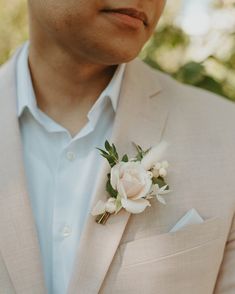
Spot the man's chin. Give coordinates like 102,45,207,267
96,47,142,65
66,39,143,65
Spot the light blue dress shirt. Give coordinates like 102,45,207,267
16,42,126,294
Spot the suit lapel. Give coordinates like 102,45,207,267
0,51,47,293
67,59,170,294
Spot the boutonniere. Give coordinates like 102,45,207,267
91,140,171,225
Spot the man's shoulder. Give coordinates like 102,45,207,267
133,58,235,126
0,46,21,87
0,56,14,79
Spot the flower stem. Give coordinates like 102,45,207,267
96,212,111,225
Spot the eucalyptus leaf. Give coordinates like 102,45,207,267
96,147,109,156
106,177,118,198
132,142,144,161
112,143,119,160
96,142,119,167
132,142,151,161
105,140,112,153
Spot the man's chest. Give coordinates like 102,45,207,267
99,138,234,294
19,107,115,293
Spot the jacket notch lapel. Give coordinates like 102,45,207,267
0,51,47,293
67,59,169,294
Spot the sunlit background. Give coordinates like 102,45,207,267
0,0,235,100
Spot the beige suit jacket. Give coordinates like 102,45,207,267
0,48,235,294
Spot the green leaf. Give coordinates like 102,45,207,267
135,144,143,154
121,154,129,162
132,142,144,161
143,147,151,157
96,142,119,167
105,140,112,153
106,175,118,198
152,176,169,189
115,194,123,214
96,149,115,166
132,142,151,161
174,62,205,85
112,143,119,160
197,76,225,97
96,148,109,157
104,156,116,168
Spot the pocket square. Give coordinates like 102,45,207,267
169,208,204,232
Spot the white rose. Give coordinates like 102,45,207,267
110,161,152,214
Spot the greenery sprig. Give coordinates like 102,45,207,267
97,140,129,167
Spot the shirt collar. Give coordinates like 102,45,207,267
16,41,126,120
17,41,38,118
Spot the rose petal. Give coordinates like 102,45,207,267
110,163,121,190
121,198,151,214
91,200,106,216
111,161,154,201
131,176,152,200
122,178,143,197
117,180,128,199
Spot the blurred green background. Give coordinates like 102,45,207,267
0,0,235,101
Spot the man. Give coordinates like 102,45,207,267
0,0,234,293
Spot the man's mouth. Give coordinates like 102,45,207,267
101,8,148,27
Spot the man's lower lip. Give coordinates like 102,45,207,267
103,11,144,29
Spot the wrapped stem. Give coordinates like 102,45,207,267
96,212,111,225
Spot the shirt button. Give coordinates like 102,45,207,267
66,151,76,161
61,225,72,238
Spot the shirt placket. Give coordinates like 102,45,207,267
52,137,76,294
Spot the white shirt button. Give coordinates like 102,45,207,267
66,151,76,161
61,225,72,237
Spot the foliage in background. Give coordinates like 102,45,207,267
0,0,28,64
141,0,235,101
0,0,234,101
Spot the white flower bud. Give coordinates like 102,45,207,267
147,171,153,179
152,168,160,178
155,162,162,170
105,198,116,214
159,168,167,177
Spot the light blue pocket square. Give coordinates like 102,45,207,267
169,208,204,232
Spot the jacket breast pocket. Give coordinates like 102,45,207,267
104,217,226,294
119,216,224,268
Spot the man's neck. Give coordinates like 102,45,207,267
28,42,117,136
